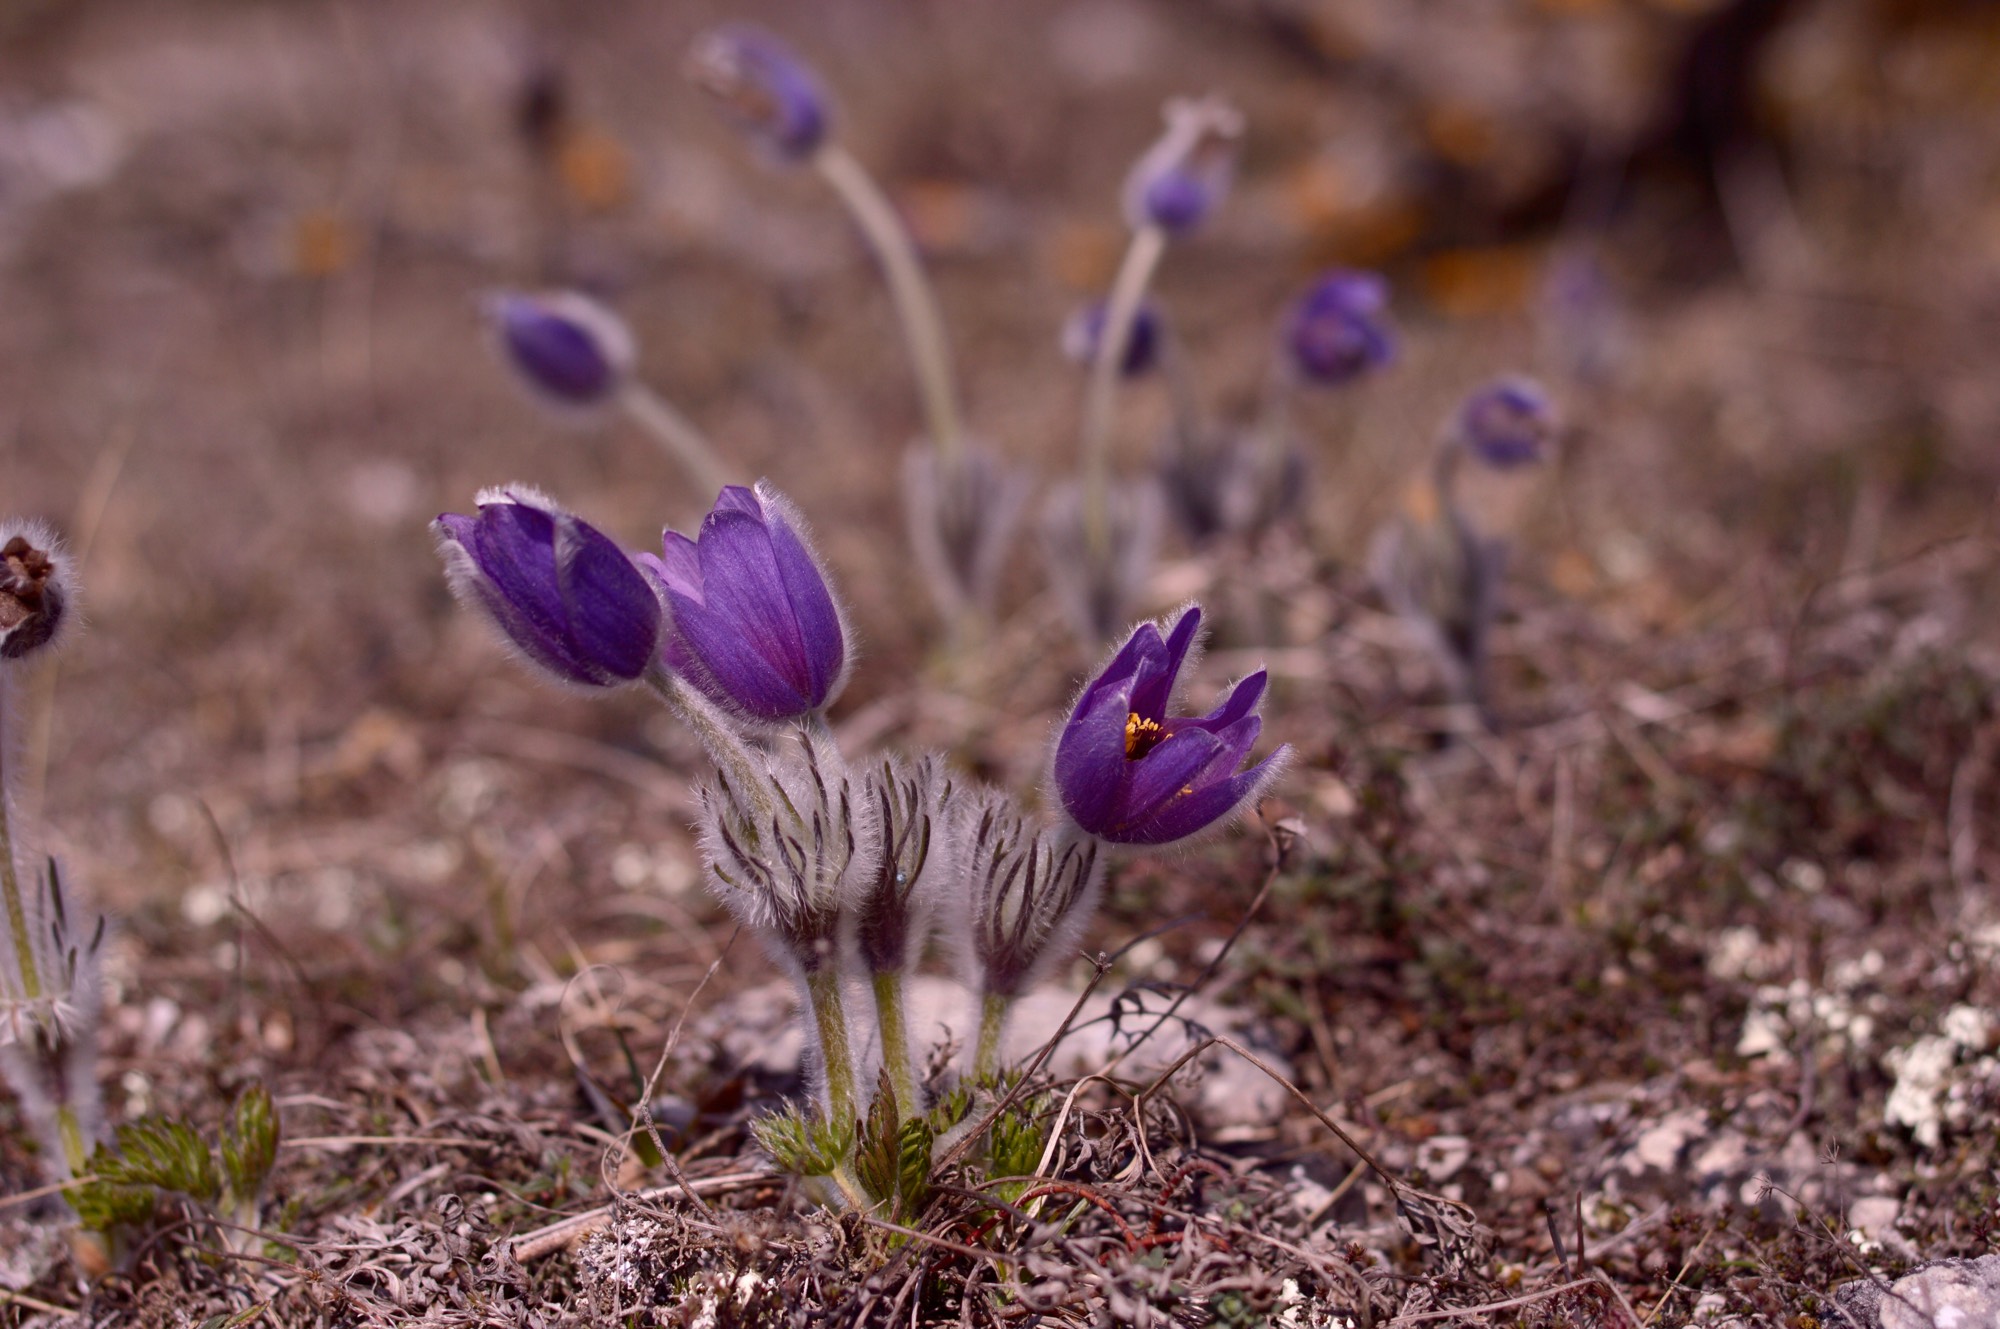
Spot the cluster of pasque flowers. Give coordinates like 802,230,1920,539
479,23,1553,721
435,482,1287,1189
0,523,107,1189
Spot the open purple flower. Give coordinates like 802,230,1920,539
1053,605,1288,846
638,483,849,723
484,291,634,411
435,487,661,689
1456,376,1556,469
1062,299,1162,379
1285,270,1395,387
688,25,830,163
1121,95,1243,235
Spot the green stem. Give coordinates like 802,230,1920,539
973,991,1010,1082
56,1104,87,1178
1079,224,1169,564
0,677,42,1005
806,965,858,1132
872,970,921,1120
643,667,769,819
619,382,733,502
813,144,964,468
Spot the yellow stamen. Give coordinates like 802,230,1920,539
1125,712,1165,759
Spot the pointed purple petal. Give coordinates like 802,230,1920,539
642,531,704,600
1129,605,1200,722
1054,680,1136,835
1177,670,1267,736
1111,726,1226,832
679,508,815,716
762,502,844,705
713,485,762,518
554,515,659,682
1120,745,1286,845
467,502,596,681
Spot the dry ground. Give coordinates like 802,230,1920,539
2,0,2000,1324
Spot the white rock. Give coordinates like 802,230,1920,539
1880,1255,2000,1329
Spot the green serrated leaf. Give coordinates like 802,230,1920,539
197,1305,268,1329
854,1072,901,1206
986,1094,1049,1190
71,1140,162,1234
750,1104,814,1175
106,1116,221,1203
221,1081,279,1210
894,1116,933,1214
926,1084,972,1133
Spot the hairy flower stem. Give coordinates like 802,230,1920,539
643,666,770,820
805,965,859,1133
812,144,965,470
619,382,733,502
1080,224,1169,564
972,990,1010,1082
0,679,43,1009
872,970,921,1120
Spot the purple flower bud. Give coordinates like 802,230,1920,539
484,291,634,411
1285,270,1396,387
1061,299,1162,379
688,25,830,163
1053,605,1288,846
0,524,70,662
638,483,850,724
1456,376,1556,469
1121,95,1243,235
434,487,661,689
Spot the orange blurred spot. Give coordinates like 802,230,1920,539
899,179,976,252
1533,0,1612,13
557,125,631,212
1548,547,1602,598
1420,246,1536,318
1043,219,1124,290
1423,103,1498,168
1402,475,1442,527
1285,158,1426,266
291,208,353,279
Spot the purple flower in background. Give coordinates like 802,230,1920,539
639,483,850,723
1062,299,1162,379
1456,376,1556,469
435,488,660,689
1285,270,1395,387
485,291,634,410
688,25,830,163
1053,605,1288,846
0,524,70,663
1121,95,1243,236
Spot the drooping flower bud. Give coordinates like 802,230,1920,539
1284,270,1396,387
1366,477,1503,723
1062,299,1162,379
1053,605,1288,846
958,791,1104,1003
1455,376,1557,470
484,291,635,412
638,483,851,724
903,444,1031,626
1038,477,1163,647
687,25,831,163
1121,95,1244,235
0,524,71,663
434,487,662,690
852,755,954,980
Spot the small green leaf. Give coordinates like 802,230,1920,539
106,1116,221,1203
221,1081,279,1210
71,1141,161,1233
894,1116,933,1214
854,1071,901,1206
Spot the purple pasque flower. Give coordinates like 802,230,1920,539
484,290,634,411
1061,299,1162,379
1121,95,1243,235
687,25,830,163
435,487,661,689
1285,270,1395,387
638,483,850,723
1456,376,1556,469
0,523,70,663
1054,605,1288,846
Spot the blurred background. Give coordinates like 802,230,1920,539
1,0,1997,1120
